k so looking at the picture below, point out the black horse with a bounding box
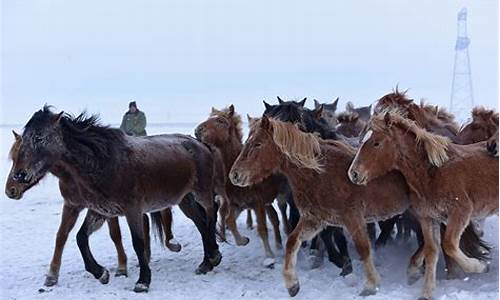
[5,106,224,292]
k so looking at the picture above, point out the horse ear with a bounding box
[314,105,324,119]
[332,97,339,110]
[53,111,64,124]
[346,101,354,111]
[298,98,307,107]
[228,104,235,117]
[263,101,271,110]
[314,99,320,109]
[261,116,271,130]
[12,130,22,142]
[277,96,284,104]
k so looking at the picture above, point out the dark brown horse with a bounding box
[348,110,498,300]
[374,89,460,138]
[195,105,285,267]
[335,111,366,138]
[230,117,411,297]
[455,106,499,144]
[313,97,339,127]
[7,131,182,287]
[5,106,223,292]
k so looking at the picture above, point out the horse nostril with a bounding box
[231,171,239,183]
[350,170,359,182]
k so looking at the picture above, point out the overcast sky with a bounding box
[1,0,498,126]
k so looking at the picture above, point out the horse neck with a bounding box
[393,139,433,200]
[219,133,243,174]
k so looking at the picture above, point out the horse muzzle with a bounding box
[348,168,368,186]
[229,170,250,187]
[5,184,22,200]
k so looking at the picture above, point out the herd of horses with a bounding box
[4,88,499,299]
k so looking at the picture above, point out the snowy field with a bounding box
[0,124,498,300]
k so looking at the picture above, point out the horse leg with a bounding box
[142,214,151,265]
[442,208,488,274]
[366,223,377,242]
[418,217,440,300]
[106,217,128,277]
[217,195,229,241]
[255,202,275,268]
[45,204,81,286]
[440,224,463,279]
[124,212,151,293]
[328,227,353,276]
[407,242,425,285]
[344,215,380,296]
[376,218,397,248]
[226,205,250,245]
[179,195,221,274]
[246,209,254,230]
[76,210,109,284]
[266,205,283,250]
[283,218,321,297]
[277,194,291,234]
[161,208,181,252]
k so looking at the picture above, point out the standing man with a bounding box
[120,101,147,136]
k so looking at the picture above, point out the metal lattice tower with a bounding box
[450,7,474,120]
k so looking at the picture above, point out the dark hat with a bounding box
[129,101,137,108]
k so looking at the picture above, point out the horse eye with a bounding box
[373,141,380,147]
[33,136,43,143]
[216,119,226,125]
[255,142,262,148]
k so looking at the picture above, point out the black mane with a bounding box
[26,106,129,188]
[263,100,340,140]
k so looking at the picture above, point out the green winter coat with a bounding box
[120,111,147,136]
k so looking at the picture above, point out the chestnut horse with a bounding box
[230,117,411,297]
[348,110,498,300]
[373,90,490,274]
[5,106,223,292]
[195,105,285,267]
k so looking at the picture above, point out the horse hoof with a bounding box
[115,268,128,277]
[340,260,353,277]
[166,239,182,252]
[236,236,250,246]
[195,260,214,275]
[288,282,300,297]
[209,251,223,267]
[44,275,58,287]
[359,286,378,296]
[418,297,430,300]
[309,255,323,269]
[133,283,149,293]
[407,272,422,286]
[481,262,490,273]
[263,257,275,269]
[99,269,110,284]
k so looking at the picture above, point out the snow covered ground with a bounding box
[0,125,498,300]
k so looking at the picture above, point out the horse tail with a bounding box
[150,212,165,248]
[459,223,491,262]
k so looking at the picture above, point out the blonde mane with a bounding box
[252,118,323,172]
[370,110,451,167]
[210,106,243,141]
